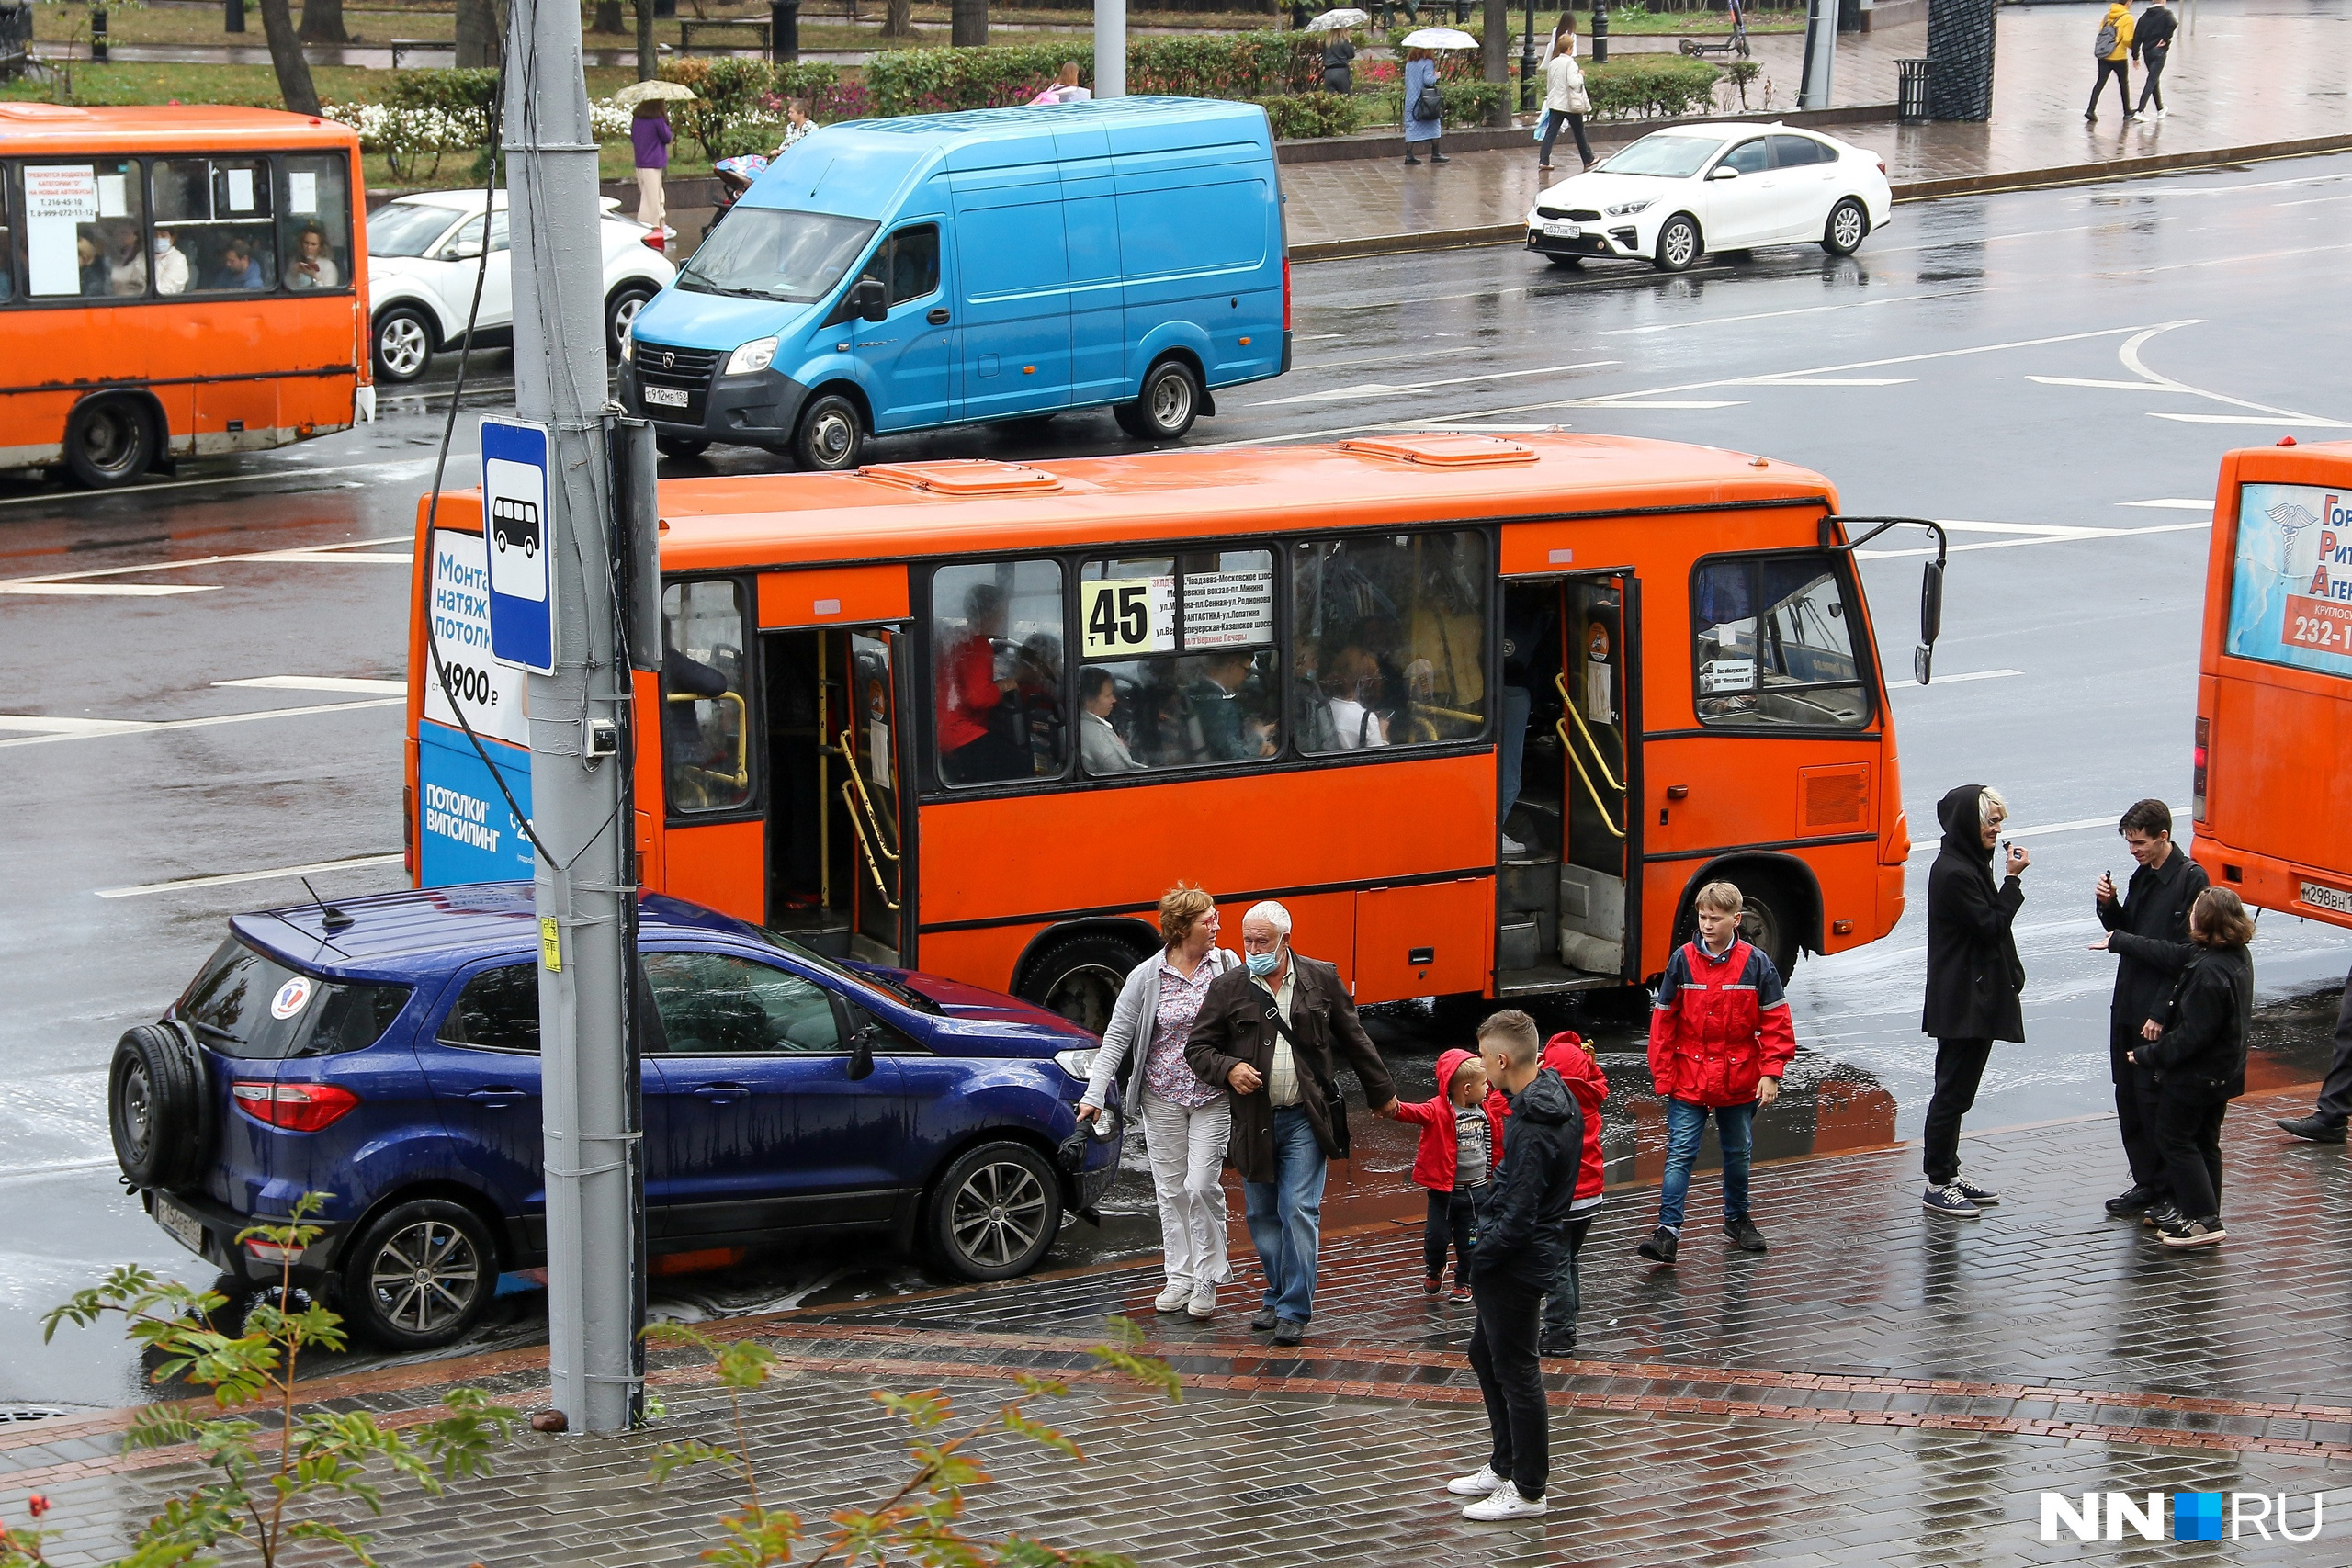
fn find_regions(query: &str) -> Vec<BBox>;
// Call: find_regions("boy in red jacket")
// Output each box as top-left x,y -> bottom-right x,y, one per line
1537,1030 -> 1609,1357
1389,1047 -> 1506,1302
1639,881 -> 1796,1266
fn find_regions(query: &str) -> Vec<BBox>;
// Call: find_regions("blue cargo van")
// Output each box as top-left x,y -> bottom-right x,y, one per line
618,96 -> 1290,469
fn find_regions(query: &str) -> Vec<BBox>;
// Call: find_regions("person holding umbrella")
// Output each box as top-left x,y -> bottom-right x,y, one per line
1309,9 -> 1368,94
612,80 -> 697,238
1400,28 -> 1475,165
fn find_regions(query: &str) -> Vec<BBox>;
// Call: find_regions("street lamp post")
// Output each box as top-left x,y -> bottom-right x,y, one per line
1094,0 -> 1123,97
1591,0 -> 1608,63
1519,0 -> 1538,113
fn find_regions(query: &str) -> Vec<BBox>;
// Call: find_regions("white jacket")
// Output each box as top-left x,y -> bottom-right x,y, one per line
1544,46 -> 1589,115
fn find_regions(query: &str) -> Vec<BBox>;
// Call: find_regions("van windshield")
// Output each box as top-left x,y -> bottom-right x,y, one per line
678,209 -> 878,304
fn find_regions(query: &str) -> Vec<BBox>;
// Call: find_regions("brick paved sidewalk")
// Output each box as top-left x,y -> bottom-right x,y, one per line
8,1088 -> 2351,1565
1283,0 -> 2352,256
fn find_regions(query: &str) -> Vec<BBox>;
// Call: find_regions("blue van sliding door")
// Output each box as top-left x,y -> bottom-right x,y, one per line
1055,126 -> 1130,408
951,175 -> 1075,420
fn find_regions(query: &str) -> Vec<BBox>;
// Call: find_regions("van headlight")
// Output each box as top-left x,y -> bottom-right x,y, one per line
725,336 -> 778,377
1053,1047 -> 1097,1083
1604,199 -> 1654,219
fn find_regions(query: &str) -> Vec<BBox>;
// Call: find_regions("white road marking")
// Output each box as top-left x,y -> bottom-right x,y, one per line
1885,668 -> 2023,691
96,852 -> 404,899
215,675 -> 407,695
2151,412 -> 2352,426
1563,400 -> 1747,410
1250,360 -> 1617,407
1905,807 -> 2193,858
0,715 -> 154,735
0,581 -> 217,597
0,697 -> 401,749
2121,499 -> 2214,510
1737,378 -> 1915,387
0,1158 -> 121,1186
0,457 -> 437,510
1253,381 -> 1417,406
0,534 -> 410,590
2025,376 -> 2194,391
1598,293 -> 1951,337
1858,520 -> 2211,559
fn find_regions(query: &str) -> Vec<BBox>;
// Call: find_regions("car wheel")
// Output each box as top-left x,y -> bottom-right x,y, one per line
340,1199 -> 496,1350
108,1024 -> 209,1188
1653,214 -> 1702,273
1544,254 -> 1584,270
605,282 -> 657,357
794,391 -> 865,471
1114,356 -> 1200,442
1823,197 -> 1870,256
373,306 -> 435,383
1019,931 -> 1147,1034
930,1142 -> 1061,1281
655,434 -> 710,459
64,397 -> 158,489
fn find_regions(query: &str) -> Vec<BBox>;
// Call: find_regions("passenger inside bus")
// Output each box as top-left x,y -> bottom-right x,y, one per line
75,233 -> 105,296
936,583 -> 1029,785
1078,668 -> 1145,773
1323,645 -> 1389,749
286,224 -> 341,289
1188,650 -> 1276,761
214,237 -> 270,291
101,220 -> 148,296
152,226 -> 191,294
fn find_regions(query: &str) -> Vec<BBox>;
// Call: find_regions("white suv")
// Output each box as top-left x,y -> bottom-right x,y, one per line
365,190 -> 678,382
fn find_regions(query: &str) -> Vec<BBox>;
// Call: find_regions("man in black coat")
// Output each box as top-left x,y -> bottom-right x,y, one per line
2090,798 -> 2208,1216
1443,1009 -> 1579,1522
1919,783 -> 2028,1218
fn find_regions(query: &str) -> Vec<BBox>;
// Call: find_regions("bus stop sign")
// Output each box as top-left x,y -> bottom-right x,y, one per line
482,416 -> 555,674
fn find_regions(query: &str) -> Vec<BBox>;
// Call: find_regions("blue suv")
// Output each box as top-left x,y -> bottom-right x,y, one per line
107,884 -> 1120,1349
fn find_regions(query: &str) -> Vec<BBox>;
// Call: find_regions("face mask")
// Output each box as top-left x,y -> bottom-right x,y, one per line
1246,949 -> 1282,978
153,238 -> 171,254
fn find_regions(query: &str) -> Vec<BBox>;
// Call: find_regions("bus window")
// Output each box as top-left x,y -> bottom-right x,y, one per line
277,153 -> 352,292
22,159 -> 145,299
1078,548 -> 1278,773
1292,531 -> 1489,753
662,579 -> 756,815
0,176 -> 15,304
1691,553 -> 1871,728
932,559 -> 1067,787
152,155 -> 276,292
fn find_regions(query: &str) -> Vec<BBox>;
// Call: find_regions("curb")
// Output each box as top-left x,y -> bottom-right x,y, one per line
1275,103 -> 1899,167
1290,131 -> 2352,262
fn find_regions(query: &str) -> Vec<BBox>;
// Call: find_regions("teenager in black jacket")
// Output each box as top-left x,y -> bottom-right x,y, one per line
2109,888 -> 2255,1249
2092,798 -> 2209,1217
2134,1 -> 2179,118
1919,783 -> 2028,1217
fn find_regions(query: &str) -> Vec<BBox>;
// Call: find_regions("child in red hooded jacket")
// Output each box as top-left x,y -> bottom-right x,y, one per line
1535,1029 -> 1609,1357
1390,1046 -> 1508,1302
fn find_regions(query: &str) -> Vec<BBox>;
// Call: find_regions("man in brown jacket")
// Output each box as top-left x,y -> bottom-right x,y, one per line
1187,899 -> 1397,1346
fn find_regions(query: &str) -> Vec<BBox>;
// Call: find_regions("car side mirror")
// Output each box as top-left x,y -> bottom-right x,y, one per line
849,276 -> 888,323
445,242 -> 484,261
847,1029 -> 876,1081
1710,165 -> 1742,181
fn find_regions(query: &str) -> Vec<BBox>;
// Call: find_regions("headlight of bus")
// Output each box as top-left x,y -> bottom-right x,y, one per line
1604,199 -> 1653,219
725,336 -> 778,376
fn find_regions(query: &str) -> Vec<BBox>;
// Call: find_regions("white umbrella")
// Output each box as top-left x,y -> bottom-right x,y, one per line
611,79 -> 697,108
1306,7 -> 1371,31
1398,26 -> 1478,48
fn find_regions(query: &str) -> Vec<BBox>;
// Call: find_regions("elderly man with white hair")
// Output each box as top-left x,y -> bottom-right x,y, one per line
1187,898 -> 1397,1345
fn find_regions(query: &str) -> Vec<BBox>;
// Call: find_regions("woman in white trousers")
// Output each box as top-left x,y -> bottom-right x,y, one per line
1078,885 -> 1238,1319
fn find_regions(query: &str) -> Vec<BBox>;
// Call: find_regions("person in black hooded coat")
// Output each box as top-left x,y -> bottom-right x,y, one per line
1918,783 -> 2029,1215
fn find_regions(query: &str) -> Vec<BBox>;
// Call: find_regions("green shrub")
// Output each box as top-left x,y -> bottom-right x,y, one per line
1583,55 -> 1722,119
1130,30 -> 1324,97
862,31 -> 1322,118
1364,76 -> 1510,130
1256,91 -> 1363,140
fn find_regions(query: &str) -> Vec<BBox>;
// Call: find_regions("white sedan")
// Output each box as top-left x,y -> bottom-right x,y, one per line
364,190 -> 678,382
1524,122 -> 1892,273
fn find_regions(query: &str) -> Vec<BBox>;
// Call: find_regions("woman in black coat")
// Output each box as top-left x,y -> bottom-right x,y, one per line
2107,887 -> 2255,1248
1918,783 -> 2029,1215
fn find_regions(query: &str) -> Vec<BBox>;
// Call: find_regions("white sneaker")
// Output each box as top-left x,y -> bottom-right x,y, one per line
1463,1481 -> 1548,1520
1445,1463 -> 1506,1497
1187,1280 -> 1216,1320
1500,833 -> 1527,857
1153,1280 -> 1190,1314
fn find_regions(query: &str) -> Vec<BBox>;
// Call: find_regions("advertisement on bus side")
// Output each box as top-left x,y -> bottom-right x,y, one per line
2224,482 -> 2352,678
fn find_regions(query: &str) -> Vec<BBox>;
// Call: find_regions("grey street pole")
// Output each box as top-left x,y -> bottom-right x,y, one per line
503,0 -> 645,1435
1093,0 -> 1124,98
1798,0 -> 1837,108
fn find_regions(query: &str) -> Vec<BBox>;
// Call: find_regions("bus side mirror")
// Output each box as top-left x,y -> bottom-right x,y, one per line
850,277 -> 888,322
1914,559 -> 1944,686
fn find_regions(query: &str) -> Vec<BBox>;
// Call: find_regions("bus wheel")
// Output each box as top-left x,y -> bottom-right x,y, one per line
1021,932 -> 1144,1035
373,307 -> 435,383
1735,880 -> 1800,979
64,397 -> 156,489
794,392 -> 865,471
1114,357 -> 1200,442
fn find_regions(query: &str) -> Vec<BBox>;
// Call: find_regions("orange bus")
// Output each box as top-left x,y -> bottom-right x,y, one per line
2189,439 -> 2352,930
0,104 -> 369,487
406,432 -> 1942,1024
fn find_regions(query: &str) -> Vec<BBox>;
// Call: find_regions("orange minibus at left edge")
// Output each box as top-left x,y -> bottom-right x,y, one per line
0,104 -> 370,487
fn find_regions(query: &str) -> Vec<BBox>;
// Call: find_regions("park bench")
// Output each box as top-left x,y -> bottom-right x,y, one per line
387,38 -> 449,68
678,17 -> 770,51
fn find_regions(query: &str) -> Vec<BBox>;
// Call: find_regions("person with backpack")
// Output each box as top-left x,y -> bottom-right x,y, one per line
2133,0 -> 2178,118
2086,1 -> 2137,123
1404,48 -> 1447,166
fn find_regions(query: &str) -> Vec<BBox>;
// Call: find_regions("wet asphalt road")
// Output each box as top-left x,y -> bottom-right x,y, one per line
6,154 -> 2351,1406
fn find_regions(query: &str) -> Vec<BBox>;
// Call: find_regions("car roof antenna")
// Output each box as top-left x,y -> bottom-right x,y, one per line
300,875 -> 356,934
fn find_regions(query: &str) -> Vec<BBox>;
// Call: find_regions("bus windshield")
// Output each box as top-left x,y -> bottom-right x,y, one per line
368,200 -> 463,258
678,209 -> 877,303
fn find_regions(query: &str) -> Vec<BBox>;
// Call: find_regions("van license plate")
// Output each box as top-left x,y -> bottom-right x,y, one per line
643,386 -> 689,409
156,1197 -> 207,1257
2302,881 -> 2352,916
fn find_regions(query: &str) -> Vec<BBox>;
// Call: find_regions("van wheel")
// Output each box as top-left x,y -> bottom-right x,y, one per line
1822,197 -> 1870,256
1653,214 -> 1702,273
373,306 -> 435,383
795,392 -> 865,471
109,1024 -> 208,1188
1114,358 -> 1200,442
1019,931 -> 1147,1034
64,397 -> 157,489
930,1141 -> 1060,1280
655,434 -> 710,459
340,1199 -> 496,1350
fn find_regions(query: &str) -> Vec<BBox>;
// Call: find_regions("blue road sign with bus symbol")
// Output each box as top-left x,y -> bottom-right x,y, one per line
481,417 -> 554,674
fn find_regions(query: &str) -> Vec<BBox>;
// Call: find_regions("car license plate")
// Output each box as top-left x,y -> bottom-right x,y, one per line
2302,880 -> 2352,916
155,1196 -> 207,1258
1545,220 -> 1580,239
643,386 -> 689,409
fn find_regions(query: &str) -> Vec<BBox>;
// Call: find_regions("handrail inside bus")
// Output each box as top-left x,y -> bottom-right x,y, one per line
837,726 -> 900,864
668,690 -> 750,790
1553,671 -> 1626,794
840,781 -> 902,911
1553,707 -> 1627,841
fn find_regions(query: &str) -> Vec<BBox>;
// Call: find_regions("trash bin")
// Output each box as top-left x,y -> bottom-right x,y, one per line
1897,58 -> 1931,123
769,0 -> 798,60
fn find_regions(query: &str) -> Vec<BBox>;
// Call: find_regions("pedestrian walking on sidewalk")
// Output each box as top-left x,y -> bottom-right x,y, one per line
1078,885 -> 1240,1321
2119,888 -> 2254,1249
1446,1010 -> 1580,1522
631,100 -> 673,235
2087,799 -> 2208,1222
1404,49 -> 1448,165
2086,1 -> 2137,123
1536,17 -> 1596,173
2277,965 -> 2352,1144
2133,0 -> 2177,118
1186,900 -> 1398,1348
1537,1029 -> 1607,1358
1386,1047 -> 1505,1302
1322,27 -> 1357,96
1920,784 -> 2028,1217
1635,881 -> 1795,1266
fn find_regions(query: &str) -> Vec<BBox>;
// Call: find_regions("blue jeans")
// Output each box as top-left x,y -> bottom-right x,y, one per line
1656,1098 -> 1756,1231
1243,1105 -> 1328,1324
